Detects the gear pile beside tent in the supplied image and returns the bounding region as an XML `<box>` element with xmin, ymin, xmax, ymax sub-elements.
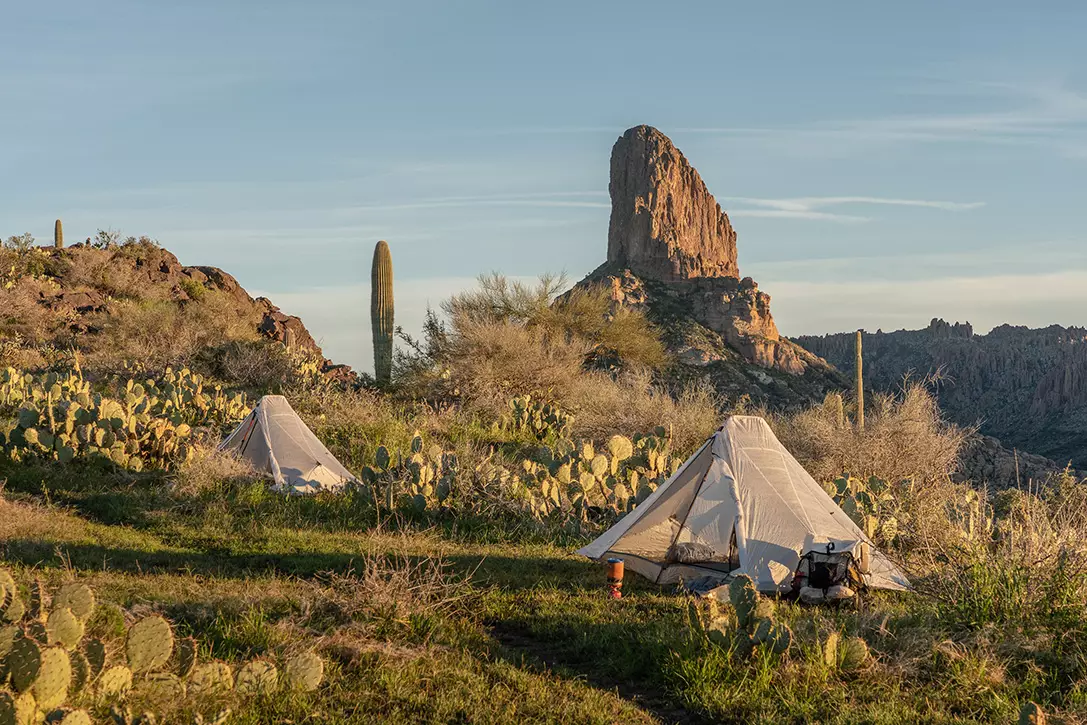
<box><xmin>219</xmin><ymin>395</ymin><xmax>359</xmax><ymax>494</ymax></box>
<box><xmin>579</xmin><ymin>415</ymin><xmax>910</xmax><ymax>595</ymax></box>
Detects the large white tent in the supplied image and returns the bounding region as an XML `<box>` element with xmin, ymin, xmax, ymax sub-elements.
<box><xmin>219</xmin><ymin>395</ymin><xmax>359</xmax><ymax>494</ymax></box>
<box><xmin>579</xmin><ymin>415</ymin><xmax>909</xmax><ymax>593</ymax></box>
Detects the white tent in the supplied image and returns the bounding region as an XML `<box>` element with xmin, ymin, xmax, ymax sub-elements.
<box><xmin>219</xmin><ymin>395</ymin><xmax>359</xmax><ymax>494</ymax></box>
<box><xmin>579</xmin><ymin>415</ymin><xmax>910</xmax><ymax>593</ymax></box>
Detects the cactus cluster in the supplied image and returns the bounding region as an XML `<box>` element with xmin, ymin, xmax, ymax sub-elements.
<box><xmin>503</xmin><ymin>395</ymin><xmax>574</xmax><ymax>441</ymax></box>
<box><xmin>0</xmin><ymin>572</ymin><xmax>326</xmax><ymax>724</ymax></box>
<box><xmin>357</xmin><ymin>428</ymin><xmax>676</xmax><ymax>525</ymax></box>
<box><xmin>948</xmin><ymin>487</ymin><xmax>995</xmax><ymax>543</ymax></box>
<box><xmin>823</xmin><ymin>475</ymin><xmax>900</xmax><ymax>544</ymax></box>
<box><xmin>0</xmin><ymin>366</ymin><xmax>249</xmax><ymax>471</ymax></box>
<box><xmin>689</xmin><ymin>575</ymin><xmax>793</xmax><ymax>659</ymax></box>
<box><xmin>360</xmin><ymin>432</ymin><xmax>458</xmax><ymax>514</ymax></box>
<box><xmin>492</xmin><ymin>429</ymin><xmax>676</xmax><ymax>523</ymax></box>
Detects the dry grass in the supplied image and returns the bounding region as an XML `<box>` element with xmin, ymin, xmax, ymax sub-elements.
<box><xmin>769</xmin><ymin>378</ymin><xmax>968</xmax><ymax>487</ymax></box>
<box><xmin>172</xmin><ymin>446</ymin><xmax>263</xmax><ymax>497</ymax></box>
<box><xmin>400</xmin><ymin>275</ymin><xmax>720</xmax><ymax>449</ymax></box>
<box><xmin>85</xmin><ymin>291</ymin><xmax>260</xmax><ymax>372</ymax></box>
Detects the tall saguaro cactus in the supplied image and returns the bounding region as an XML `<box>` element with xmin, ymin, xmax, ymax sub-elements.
<box><xmin>855</xmin><ymin>330</ymin><xmax>864</xmax><ymax>433</ymax></box>
<box><xmin>54</xmin><ymin>219</ymin><xmax>64</xmax><ymax>249</ymax></box>
<box><xmin>371</xmin><ymin>240</ymin><xmax>395</xmax><ymax>386</ymax></box>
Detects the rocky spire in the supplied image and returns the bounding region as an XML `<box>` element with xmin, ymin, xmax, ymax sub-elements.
<box><xmin>607</xmin><ymin>125</ymin><xmax>739</xmax><ymax>282</ymax></box>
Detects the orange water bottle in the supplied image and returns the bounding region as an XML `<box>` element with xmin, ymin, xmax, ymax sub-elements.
<box><xmin>606</xmin><ymin>558</ymin><xmax>624</xmax><ymax>599</ymax></box>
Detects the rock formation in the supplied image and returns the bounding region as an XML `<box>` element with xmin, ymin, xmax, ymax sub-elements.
<box><xmin>5</xmin><ymin>241</ymin><xmax>356</xmax><ymax>384</ymax></box>
<box><xmin>796</xmin><ymin>319</ymin><xmax>1087</xmax><ymax>470</ymax></box>
<box><xmin>572</xmin><ymin>125</ymin><xmax>842</xmax><ymax>409</ymax></box>
<box><xmin>608</xmin><ymin>125</ymin><xmax>738</xmax><ymax>281</ymax></box>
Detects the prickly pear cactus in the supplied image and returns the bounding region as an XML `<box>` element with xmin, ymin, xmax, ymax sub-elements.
<box><xmin>46</xmin><ymin>608</ymin><xmax>84</xmax><ymax>650</ymax></box>
<box><xmin>188</xmin><ymin>661</ymin><xmax>234</xmax><ymax>696</ymax></box>
<box><xmin>236</xmin><ymin>660</ymin><xmax>278</xmax><ymax>695</ymax></box>
<box><xmin>138</xmin><ymin>672</ymin><xmax>186</xmax><ymax>706</ymax></box>
<box><xmin>83</xmin><ymin>639</ymin><xmax>106</xmax><ymax>678</ymax></box>
<box><xmin>59</xmin><ymin>710</ymin><xmax>93</xmax><ymax>725</ymax></box>
<box><xmin>126</xmin><ymin>616</ymin><xmax>173</xmax><ymax>673</ymax></box>
<box><xmin>0</xmin><ymin>689</ymin><xmax>37</xmax><ymax>725</ymax></box>
<box><xmin>69</xmin><ymin>650</ymin><xmax>90</xmax><ymax>695</ymax></box>
<box><xmin>284</xmin><ymin>652</ymin><xmax>324</xmax><ymax>692</ymax></box>
<box><xmin>27</xmin><ymin>580</ymin><xmax>45</xmax><ymax>623</ymax></box>
<box><xmin>8</xmin><ymin>635</ymin><xmax>41</xmax><ymax>693</ymax></box>
<box><xmin>1019</xmin><ymin>701</ymin><xmax>1047</xmax><ymax>725</ymax></box>
<box><xmin>728</xmin><ymin>575</ymin><xmax>759</xmax><ymax>629</ymax></box>
<box><xmin>174</xmin><ymin>636</ymin><xmax>197</xmax><ymax>679</ymax></box>
<box><xmin>96</xmin><ymin>665</ymin><xmax>133</xmax><ymax>703</ymax></box>
<box><xmin>32</xmin><ymin>645</ymin><xmax>71</xmax><ymax>710</ymax></box>
<box><xmin>839</xmin><ymin>636</ymin><xmax>870</xmax><ymax>672</ymax></box>
<box><xmin>822</xmin><ymin>632</ymin><xmax>840</xmax><ymax>668</ymax></box>
<box><xmin>53</xmin><ymin>584</ymin><xmax>95</xmax><ymax>622</ymax></box>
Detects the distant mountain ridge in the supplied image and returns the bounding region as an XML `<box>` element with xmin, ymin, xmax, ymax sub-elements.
<box><xmin>795</xmin><ymin>319</ymin><xmax>1087</xmax><ymax>469</ymax></box>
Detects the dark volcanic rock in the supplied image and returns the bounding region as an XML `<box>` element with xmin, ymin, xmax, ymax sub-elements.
<box><xmin>256</xmin><ymin>298</ymin><xmax>320</xmax><ymax>352</ymax></box>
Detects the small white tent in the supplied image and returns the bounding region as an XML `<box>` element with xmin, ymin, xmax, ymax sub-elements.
<box><xmin>219</xmin><ymin>395</ymin><xmax>359</xmax><ymax>495</ymax></box>
<box><xmin>579</xmin><ymin>415</ymin><xmax>909</xmax><ymax>593</ymax></box>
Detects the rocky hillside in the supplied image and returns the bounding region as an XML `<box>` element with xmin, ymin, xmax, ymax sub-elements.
<box><xmin>573</xmin><ymin>125</ymin><xmax>846</xmax><ymax>409</ymax></box>
<box><xmin>796</xmin><ymin>319</ymin><xmax>1087</xmax><ymax>469</ymax></box>
<box><xmin>0</xmin><ymin>237</ymin><xmax>354</xmax><ymax>382</ymax></box>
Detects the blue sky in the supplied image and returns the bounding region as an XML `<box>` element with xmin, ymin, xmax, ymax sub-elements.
<box><xmin>5</xmin><ymin>1</ymin><xmax>1087</xmax><ymax>372</ymax></box>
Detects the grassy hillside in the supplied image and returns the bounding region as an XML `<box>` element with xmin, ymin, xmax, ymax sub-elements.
<box><xmin>1</xmin><ymin>239</ymin><xmax>1086</xmax><ymax>723</ymax></box>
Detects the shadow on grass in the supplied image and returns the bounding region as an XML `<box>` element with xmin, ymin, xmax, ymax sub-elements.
<box><xmin>486</xmin><ymin>614</ymin><xmax>713</xmax><ymax>725</ymax></box>
<box><xmin>0</xmin><ymin>538</ymin><xmax>618</xmax><ymax>591</ymax></box>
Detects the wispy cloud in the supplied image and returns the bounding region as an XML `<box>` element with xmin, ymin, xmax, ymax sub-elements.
<box><xmin>724</xmin><ymin>195</ymin><xmax>985</xmax><ymax>223</ymax></box>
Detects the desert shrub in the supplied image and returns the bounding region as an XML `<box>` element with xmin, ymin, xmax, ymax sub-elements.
<box><xmin>0</xmin><ymin>282</ymin><xmax>64</xmax><ymax>343</ymax></box>
<box><xmin>173</xmin><ymin>446</ymin><xmax>263</xmax><ymax>496</ymax></box>
<box><xmin>763</xmin><ymin>379</ymin><xmax>973</xmax><ymax>562</ymax></box>
<box><xmin>179</xmin><ymin>276</ymin><xmax>207</xmax><ymax>301</ymax></box>
<box><xmin>3</xmin><ymin>232</ymin><xmax>34</xmax><ymax>251</ymax></box>
<box><xmin>195</xmin><ymin>339</ymin><xmax>295</xmax><ymax>390</ymax></box>
<box><xmin>397</xmin><ymin>274</ymin><xmax>711</xmax><ymax>449</ymax></box>
<box><xmin>447</xmin><ymin>273</ymin><xmax>666</xmax><ymax>370</ymax></box>
<box><xmin>314</xmin><ymin>551</ymin><xmax>473</xmax><ymax>643</ymax></box>
<box><xmin>770</xmin><ymin>378</ymin><xmax>967</xmax><ymax>486</ymax></box>
<box><xmin>87</xmin><ymin>290</ymin><xmax>260</xmax><ymax>372</ymax></box>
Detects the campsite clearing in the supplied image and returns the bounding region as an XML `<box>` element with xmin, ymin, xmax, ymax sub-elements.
<box><xmin>0</xmin><ymin>458</ymin><xmax>1033</xmax><ymax>724</ymax></box>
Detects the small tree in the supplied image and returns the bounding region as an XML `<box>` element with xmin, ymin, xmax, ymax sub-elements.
<box><xmin>93</xmin><ymin>228</ymin><xmax>122</xmax><ymax>248</ymax></box>
<box><xmin>3</xmin><ymin>233</ymin><xmax>35</xmax><ymax>252</ymax></box>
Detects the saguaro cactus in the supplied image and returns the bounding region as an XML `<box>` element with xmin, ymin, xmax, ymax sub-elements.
<box><xmin>855</xmin><ymin>330</ymin><xmax>864</xmax><ymax>433</ymax></box>
<box><xmin>54</xmin><ymin>219</ymin><xmax>64</xmax><ymax>249</ymax></box>
<box><xmin>371</xmin><ymin>240</ymin><xmax>395</xmax><ymax>385</ymax></box>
